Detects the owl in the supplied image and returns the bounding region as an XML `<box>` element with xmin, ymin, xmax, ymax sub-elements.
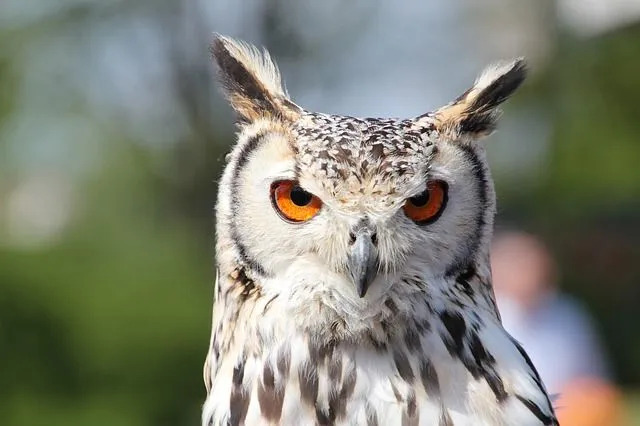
<box><xmin>202</xmin><ymin>35</ymin><xmax>558</xmax><ymax>426</ymax></box>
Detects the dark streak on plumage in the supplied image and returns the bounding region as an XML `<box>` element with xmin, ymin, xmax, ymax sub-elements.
<box><xmin>315</xmin><ymin>405</ymin><xmax>335</xmax><ymax>426</ymax></box>
<box><xmin>510</xmin><ymin>336</ymin><xmax>545</xmax><ymax>391</ymax></box>
<box><xmin>511</xmin><ymin>337</ymin><xmax>556</xmax><ymax>421</ymax></box>
<box><xmin>404</xmin><ymin>391</ymin><xmax>419</xmax><ymax>426</ymax></box>
<box><xmin>329</xmin><ymin>363</ymin><xmax>357</xmax><ymax>420</ymax></box>
<box><xmin>330</xmin><ymin>318</ymin><xmax>347</xmax><ymax>334</ymax></box>
<box><xmin>309</xmin><ymin>338</ymin><xmax>341</xmax><ymax>423</ymax></box>
<box><xmin>263</xmin><ymin>361</ymin><xmax>274</xmax><ymax>387</ymax></box>
<box><xmin>404</xmin><ymin>327</ymin><xmax>421</xmax><ymax>353</ymax></box>
<box><xmin>516</xmin><ymin>395</ymin><xmax>556</xmax><ymax>425</ymax></box>
<box><xmin>439</xmin><ymin>409</ymin><xmax>454</xmax><ymax>426</ymax></box>
<box><xmin>418</xmin><ymin>318</ymin><xmax>432</xmax><ymax>332</ymax></box>
<box><xmin>367</xmin><ymin>330</ymin><xmax>387</xmax><ymax>352</ymax></box>
<box><xmin>366</xmin><ymin>404</ymin><xmax>379</xmax><ymax>426</ymax></box>
<box><xmin>211</xmin><ymin>335</ymin><xmax>220</xmax><ymax>366</ymax></box>
<box><xmin>262</xmin><ymin>294</ymin><xmax>278</xmax><ymax>313</ymax></box>
<box><xmin>469</xmin><ymin>332</ymin><xmax>508</xmax><ymax>402</ymax></box>
<box><xmin>455</xmin><ymin>265</ymin><xmax>476</xmax><ymax>299</ymax></box>
<box><xmin>340</xmin><ymin>366</ymin><xmax>357</xmax><ymax>401</ymax></box>
<box><xmin>234</xmin><ymin>267</ymin><xmax>260</xmax><ymax>302</ymax></box>
<box><xmin>485</xmin><ymin>372</ymin><xmax>507</xmax><ymax>403</ymax></box>
<box><xmin>327</xmin><ymin>387</ymin><xmax>343</xmax><ymax>421</ymax></box>
<box><xmin>441</xmin><ymin>308</ymin><xmax>509</xmax><ymax>403</ymax></box>
<box><xmin>390</xmin><ymin>380</ymin><xmax>403</xmax><ymax>402</ymax></box>
<box><xmin>380</xmin><ymin>318</ymin><xmax>391</xmax><ymax>337</ymax></box>
<box><xmin>298</xmin><ymin>361</ymin><xmax>319</xmax><ymax>406</ymax></box>
<box><xmin>384</xmin><ymin>298</ymin><xmax>399</xmax><ymax>315</ymax></box>
<box><xmin>231</xmin><ymin>354</ymin><xmax>246</xmax><ymax>386</ymax></box>
<box><xmin>258</xmin><ymin>362</ymin><xmax>285</xmax><ymax>422</ymax></box>
<box><xmin>402</xmin><ymin>411</ymin><xmax>419</xmax><ymax>426</ymax></box>
<box><xmin>328</xmin><ymin>351</ymin><xmax>343</xmax><ymax>384</ymax></box>
<box><xmin>309</xmin><ymin>338</ymin><xmax>336</xmax><ymax>365</ymax></box>
<box><xmin>393</xmin><ymin>350</ymin><xmax>415</xmax><ymax>382</ymax></box>
<box><xmin>277</xmin><ymin>345</ymin><xmax>291</xmax><ymax>380</ymax></box>
<box><xmin>420</xmin><ymin>359</ymin><xmax>441</xmax><ymax>398</ymax></box>
<box><xmin>229</xmin><ymin>354</ymin><xmax>249</xmax><ymax>426</ymax></box>
<box><xmin>440</xmin><ymin>310</ymin><xmax>466</xmax><ymax>358</ymax></box>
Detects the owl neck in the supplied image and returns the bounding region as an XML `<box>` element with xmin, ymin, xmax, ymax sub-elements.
<box><xmin>214</xmin><ymin>257</ymin><xmax>500</xmax><ymax>348</ymax></box>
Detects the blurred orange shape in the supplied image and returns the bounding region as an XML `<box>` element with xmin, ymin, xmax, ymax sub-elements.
<box><xmin>556</xmin><ymin>378</ymin><xmax>626</xmax><ymax>426</ymax></box>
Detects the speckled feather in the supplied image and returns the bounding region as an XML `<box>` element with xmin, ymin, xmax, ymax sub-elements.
<box><xmin>203</xmin><ymin>36</ymin><xmax>558</xmax><ymax>426</ymax></box>
<box><xmin>293</xmin><ymin>113</ymin><xmax>436</xmax><ymax>209</ymax></box>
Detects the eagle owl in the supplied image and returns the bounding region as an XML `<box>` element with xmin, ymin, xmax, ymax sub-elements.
<box><xmin>203</xmin><ymin>35</ymin><xmax>558</xmax><ymax>426</ymax></box>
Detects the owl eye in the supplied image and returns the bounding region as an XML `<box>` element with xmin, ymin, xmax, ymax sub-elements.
<box><xmin>271</xmin><ymin>180</ymin><xmax>322</xmax><ymax>223</ymax></box>
<box><xmin>403</xmin><ymin>180</ymin><xmax>448</xmax><ymax>224</ymax></box>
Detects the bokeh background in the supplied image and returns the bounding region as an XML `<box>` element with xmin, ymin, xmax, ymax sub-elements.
<box><xmin>1</xmin><ymin>0</ymin><xmax>639</xmax><ymax>425</ymax></box>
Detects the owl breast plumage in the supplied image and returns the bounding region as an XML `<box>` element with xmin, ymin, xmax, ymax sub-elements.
<box><xmin>202</xmin><ymin>35</ymin><xmax>558</xmax><ymax>426</ymax></box>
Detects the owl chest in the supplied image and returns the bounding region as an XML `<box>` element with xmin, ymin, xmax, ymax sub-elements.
<box><xmin>203</xmin><ymin>315</ymin><xmax>556</xmax><ymax>426</ymax></box>
<box><xmin>203</xmin><ymin>331</ymin><xmax>501</xmax><ymax>426</ymax></box>
<box><xmin>204</xmin><ymin>280</ymin><xmax>554</xmax><ymax>426</ymax></box>
<box><xmin>205</xmin><ymin>344</ymin><xmax>434</xmax><ymax>426</ymax></box>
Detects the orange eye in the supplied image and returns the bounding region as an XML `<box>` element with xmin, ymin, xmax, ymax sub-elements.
<box><xmin>403</xmin><ymin>180</ymin><xmax>448</xmax><ymax>224</ymax></box>
<box><xmin>271</xmin><ymin>180</ymin><xmax>322</xmax><ymax>223</ymax></box>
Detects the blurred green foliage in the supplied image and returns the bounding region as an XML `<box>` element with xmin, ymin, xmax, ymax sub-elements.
<box><xmin>0</xmin><ymin>148</ymin><xmax>213</xmax><ymax>425</ymax></box>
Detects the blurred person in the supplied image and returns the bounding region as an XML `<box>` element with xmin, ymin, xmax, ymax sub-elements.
<box><xmin>491</xmin><ymin>231</ymin><xmax>625</xmax><ymax>425</ymax></box>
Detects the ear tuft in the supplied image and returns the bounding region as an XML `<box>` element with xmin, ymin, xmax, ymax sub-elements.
<box><xmin>432</xmin><ymin>58</ymin><xmax>527</xmax><ymax>142</ymax></box>
<box><xmin>211</xmin><ymin>35</ymin><xmax>299</xmax><ymax>122</ymax></box>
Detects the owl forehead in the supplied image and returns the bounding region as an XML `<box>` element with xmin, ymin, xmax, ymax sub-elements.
<box><xmin>292</xmin><ymin>113</ymin><xmax>436</xmax><ymax>204</ymax></box>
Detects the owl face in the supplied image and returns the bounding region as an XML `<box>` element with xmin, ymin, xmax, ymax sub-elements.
<box><xmin>213</xmin><ymin>36</ymin><xmax>524</xmax><ymax>302</ymax></box>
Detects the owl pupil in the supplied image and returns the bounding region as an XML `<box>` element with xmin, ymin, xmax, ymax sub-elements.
<box><xmin>410</xmin><ymin>191</ymin><xmax>429</xmax><ymax>207</ymax></box>
<box><xmin>290</xmin><ymin>186</ymin><xmax>312</xmax><ymax>206</ymax></box>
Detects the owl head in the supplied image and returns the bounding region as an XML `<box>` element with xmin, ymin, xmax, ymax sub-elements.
<box><xmin>212</xmin><ymin>36</ymin><xmax>525</xmax><ymax>309</ymax></box>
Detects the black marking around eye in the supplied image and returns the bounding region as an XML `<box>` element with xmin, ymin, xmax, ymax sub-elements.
<box><xmin>229</xmin><ymin>131</ymin><xmax>270</xmax><ymax>276</ymax></box>
<box><xmin>445</xmin><ymin>144</ymin><xmax>488</xmax><ymax>277</ymax></box>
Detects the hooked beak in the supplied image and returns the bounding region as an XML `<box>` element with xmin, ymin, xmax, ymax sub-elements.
<box><xmin>347</xmin><ymin>228</ymin><xmax>379</xmax><ymax>298</ymax></box>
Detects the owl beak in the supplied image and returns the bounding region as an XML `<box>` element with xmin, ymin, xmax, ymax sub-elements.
<box><xmin>347</xmin><ymin>229</ymin><xmax>379</xmax><ymax>298</ymax></box>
